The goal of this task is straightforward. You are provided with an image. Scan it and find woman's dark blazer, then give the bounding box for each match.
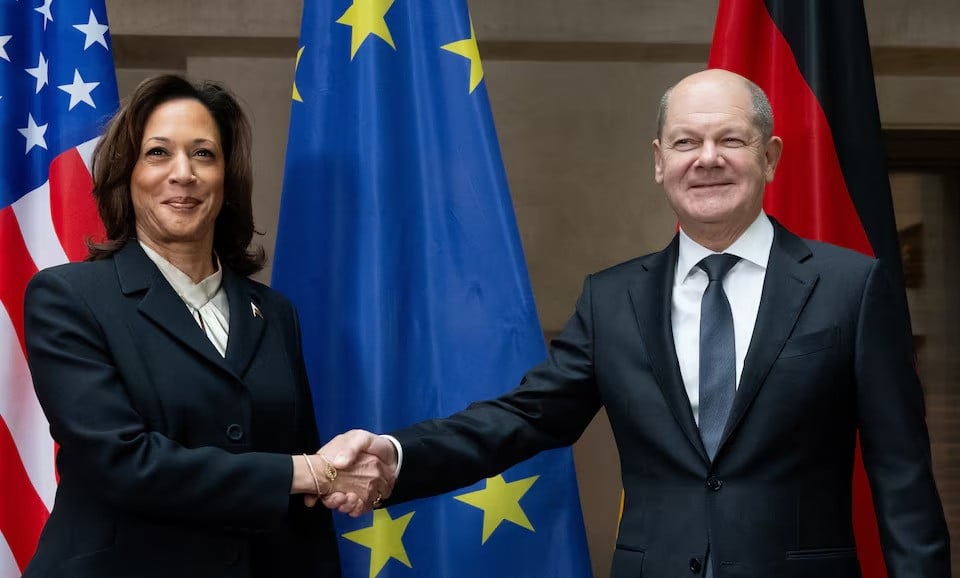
[22,240,340,577]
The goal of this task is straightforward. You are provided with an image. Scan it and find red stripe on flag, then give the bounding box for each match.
[0,415,49,573]
[709,1,885,576]
[851,434,883,577]
[0,205,49,571]
[0,207,40,355]
[708,0,873,256]
[49,147,104,263]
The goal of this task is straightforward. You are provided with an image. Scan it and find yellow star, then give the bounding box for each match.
[336,0,397,60]
[342,509,415,578]
[441,18,484,93]
[292,46,304,102]
[454,474,539,544]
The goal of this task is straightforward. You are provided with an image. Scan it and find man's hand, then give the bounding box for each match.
[309,429,398,517]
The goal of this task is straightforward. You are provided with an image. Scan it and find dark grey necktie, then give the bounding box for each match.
[697,253,740,462]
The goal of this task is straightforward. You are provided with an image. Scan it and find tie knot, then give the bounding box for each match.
[697,253,741,282]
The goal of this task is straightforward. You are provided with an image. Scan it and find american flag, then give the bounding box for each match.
[0,0,118,574]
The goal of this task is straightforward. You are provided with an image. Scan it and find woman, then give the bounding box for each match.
[23,74,388,577]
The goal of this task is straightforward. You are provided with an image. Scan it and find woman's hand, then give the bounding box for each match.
[313,430,398,516]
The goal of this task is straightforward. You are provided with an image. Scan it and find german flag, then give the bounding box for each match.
[709,1,903,576]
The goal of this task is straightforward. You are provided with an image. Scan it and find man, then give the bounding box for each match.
[325,69,950,577]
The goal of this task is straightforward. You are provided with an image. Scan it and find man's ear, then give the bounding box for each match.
[653,139,664,184]
[763,136,783,182]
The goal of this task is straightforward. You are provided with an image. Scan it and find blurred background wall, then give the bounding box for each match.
[104,1,960,574]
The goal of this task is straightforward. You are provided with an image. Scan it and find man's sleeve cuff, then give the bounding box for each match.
[380,434,403,475]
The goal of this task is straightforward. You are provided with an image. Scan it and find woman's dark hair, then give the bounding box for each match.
[87,73,265,276]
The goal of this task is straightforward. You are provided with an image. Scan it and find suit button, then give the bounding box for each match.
[689,557,702,573]
[226,424,243,442]
[706,476,722,491]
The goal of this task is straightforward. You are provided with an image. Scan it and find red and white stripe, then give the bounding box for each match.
[0,137,103,576]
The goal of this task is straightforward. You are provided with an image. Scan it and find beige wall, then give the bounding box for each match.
[105,1,960,575]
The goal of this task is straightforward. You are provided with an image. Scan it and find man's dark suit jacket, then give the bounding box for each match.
[23,241,340,577]
[389,221,949,578]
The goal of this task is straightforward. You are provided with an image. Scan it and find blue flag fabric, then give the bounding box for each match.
[1,0,118,209]
[271,1,592,577]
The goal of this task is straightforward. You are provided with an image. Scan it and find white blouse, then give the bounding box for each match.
[140,241,230,357]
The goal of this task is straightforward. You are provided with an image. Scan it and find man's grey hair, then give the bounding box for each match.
[656,75,774,142]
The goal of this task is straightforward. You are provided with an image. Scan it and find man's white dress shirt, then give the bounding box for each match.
[671,211,774,424]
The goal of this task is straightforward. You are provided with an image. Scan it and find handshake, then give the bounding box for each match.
[292,430,398,517]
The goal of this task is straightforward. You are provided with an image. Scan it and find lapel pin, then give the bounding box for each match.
[251,302,263,319]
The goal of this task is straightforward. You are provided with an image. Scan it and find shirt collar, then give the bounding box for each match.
[675,211,774,284]
[139,240,223,310]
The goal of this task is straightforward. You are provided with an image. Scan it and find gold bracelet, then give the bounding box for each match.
[317,454,338,482]
[302,453,323,496]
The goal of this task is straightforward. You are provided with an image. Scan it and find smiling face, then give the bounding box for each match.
[653,70,782,247]
[131,98,225,256]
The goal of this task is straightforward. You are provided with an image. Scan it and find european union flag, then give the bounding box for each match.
[271,1,592,576]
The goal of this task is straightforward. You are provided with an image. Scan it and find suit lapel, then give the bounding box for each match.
[116,241,233,375]
[628,236,709,464]
[719,222,819,451]
[222,268,265,377]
